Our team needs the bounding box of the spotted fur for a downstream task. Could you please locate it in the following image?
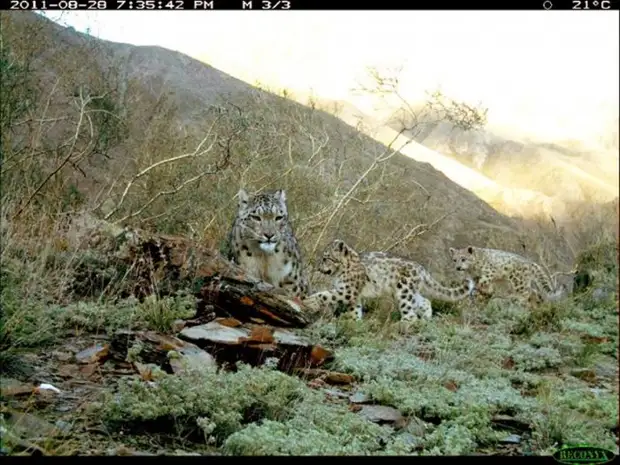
[227,189,308,298]
[448,245,565,306]
[304,239,474,321]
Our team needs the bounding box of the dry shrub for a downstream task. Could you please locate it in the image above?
[1,11,615,308]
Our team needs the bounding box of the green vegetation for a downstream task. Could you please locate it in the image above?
[87,275,617,455]
[0,12,617,457]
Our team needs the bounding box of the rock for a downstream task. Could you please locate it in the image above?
[181,322,314,348]
[75,344,110,364]
[594,359,618,380]
[397,433,419,449]
[592,288,610,302]
[107,446,156,456]
[309,346,333,367]
[58,364,81,378]
[0,378,34,397]
[349,392,371,404]
[79,364,100,378]
[323,389,350,400]
[174,450,202,456]
[171,319,186,332]
[180,322,250,345]
[178,321,332,373]
[589,387,611,396]
[110,330,212,370]
[3,410,64,441]
[272,329,310,346]
[168,346,217,374]
[357,405,406,429]
[241,326,276,344]
[324,372,354,385]
[406,416,429,437]
[51,351,73,362]
[491,415,531,432]
[295,368,354,386]
[216,317,243,328]
[570,368,598,383]
[112,321,331,375]
[54,420,73,434]
[500,434,522,444]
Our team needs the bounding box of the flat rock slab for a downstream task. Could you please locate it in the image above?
[180,323,250,345]
[295,368,355,386]
[272,329,311,346]
[75,344,110,364]
[178,320,332,373]
[0,378,34,398]
[2,410,66,441]
[170,346,217,374]
[356,405,407,429]
[180,321,314,348]
[349,392,371,404]
[110,330,216,373]
[108,321,332,375]
[500,434,522,444]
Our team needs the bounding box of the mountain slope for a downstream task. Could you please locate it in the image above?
[2,11,576,276]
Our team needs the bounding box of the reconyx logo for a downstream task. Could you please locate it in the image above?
[552,444,617,465]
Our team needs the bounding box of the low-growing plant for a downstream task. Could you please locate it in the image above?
[101,364,309,443]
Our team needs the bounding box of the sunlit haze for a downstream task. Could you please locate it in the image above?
[44,10,618,149]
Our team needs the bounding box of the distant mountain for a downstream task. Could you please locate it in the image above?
[2,11,581,274]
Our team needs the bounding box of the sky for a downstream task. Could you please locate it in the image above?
[44,10,619,146]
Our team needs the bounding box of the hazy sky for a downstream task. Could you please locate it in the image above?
[45,10,619,145]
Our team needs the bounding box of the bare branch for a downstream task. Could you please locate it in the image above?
[12,87,91,219]
[383,211,454,253]
[103,118,221,221]
[113,153,231,225]
[310,128,414,256]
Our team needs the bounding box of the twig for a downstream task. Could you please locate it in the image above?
[383,211,453,253]
[13,87,90,219]
[310,127,412,255]
[113,148,231,224]
[104,119,220,221]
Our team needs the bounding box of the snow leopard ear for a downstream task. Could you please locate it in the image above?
[237,188,249,212]
[467,246,475,255]
[274,189,288,214]
[449,247,456,256]
[274,189,287,203]
[335,240,349,256]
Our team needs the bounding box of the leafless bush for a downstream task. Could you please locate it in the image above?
[4,12,601,307]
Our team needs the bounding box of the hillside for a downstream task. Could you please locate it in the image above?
[1,11,579,275]
[395,116,619,206]
[1,11,617,458]
[276,90,618,225]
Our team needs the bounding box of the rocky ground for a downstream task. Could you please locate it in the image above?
[2,10,618,458]
[1,221,618,456]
